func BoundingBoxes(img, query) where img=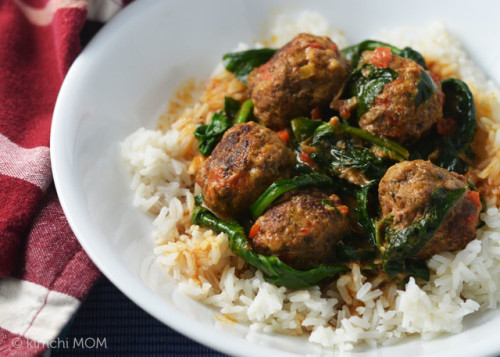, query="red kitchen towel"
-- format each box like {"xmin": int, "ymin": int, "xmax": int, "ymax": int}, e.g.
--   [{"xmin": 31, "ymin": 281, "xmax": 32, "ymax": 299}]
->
[{"xmin": 0, "ymin": 0, "xmax": 127, "ymax": 355}]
